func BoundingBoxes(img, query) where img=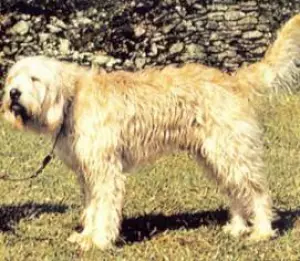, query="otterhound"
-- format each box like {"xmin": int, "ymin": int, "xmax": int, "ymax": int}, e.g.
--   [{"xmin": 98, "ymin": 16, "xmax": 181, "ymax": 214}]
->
[{"xmin": 2, "ymin": 13, "xmax": 300, "ymax": 251}]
